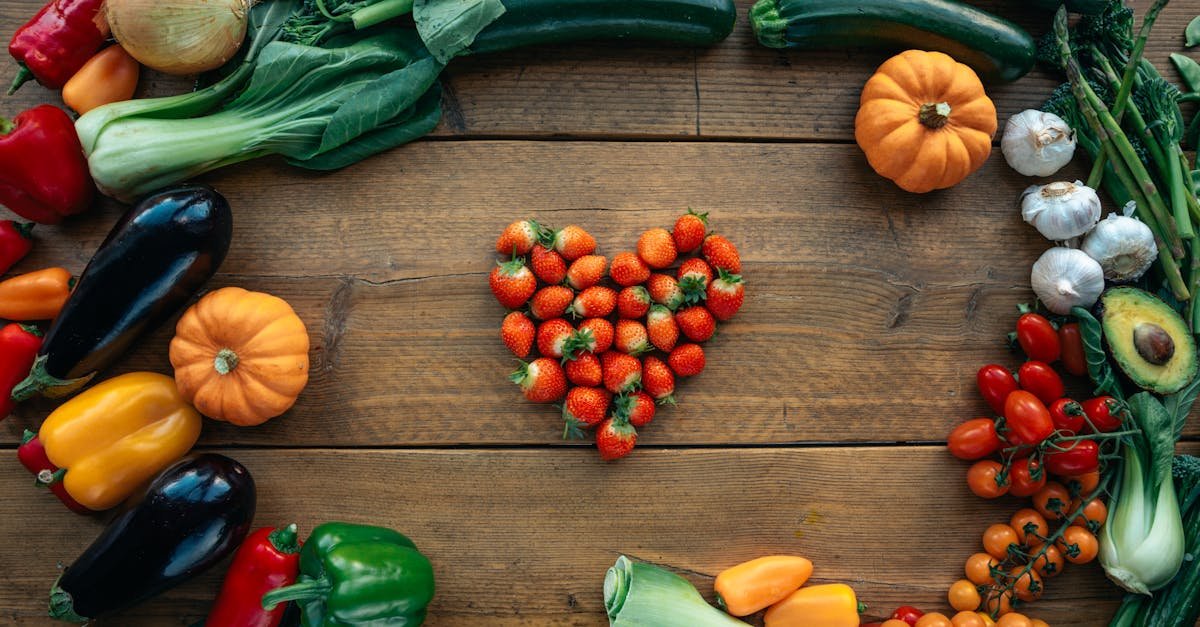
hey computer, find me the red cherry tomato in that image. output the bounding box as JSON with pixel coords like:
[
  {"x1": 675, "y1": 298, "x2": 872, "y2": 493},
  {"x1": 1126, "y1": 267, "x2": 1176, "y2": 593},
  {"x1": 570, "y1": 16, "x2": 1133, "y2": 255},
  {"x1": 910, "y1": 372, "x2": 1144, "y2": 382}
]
[
  {"x1": 1005, "y1": 391, "x2": 1055, "y2": 444},
  {"x1": 1046, "y1": 439, "x2": 1100, "y2": 475},
  {"x1": 1017, "y1": 361, "x2": 1064, "y2": 406},
  {"x1": 1017, "y1": 312, "x2": 1061, "y2": 363},
  {"x1": 891, "y1": 606, "x2": 926, "y2": 625},
  {"x1": 1049, "y1": 398, "x2": 1085, "y2": 434},
  {"x1": 948, "y1": 418, "x2": 1002, "y2": 460},
  {"x1": 978, "y1": 365, "x2": 1019, "y2": 415},
  {"x1": 1081, "y1": 396, "x2": 1128, "y2": 433},
  {"x1": 1009, "y1": 457, "x2": 1047, "y2": 497},
  {"x1": 1058, "y1": 322, "x2": 1088, "y2": 376}
]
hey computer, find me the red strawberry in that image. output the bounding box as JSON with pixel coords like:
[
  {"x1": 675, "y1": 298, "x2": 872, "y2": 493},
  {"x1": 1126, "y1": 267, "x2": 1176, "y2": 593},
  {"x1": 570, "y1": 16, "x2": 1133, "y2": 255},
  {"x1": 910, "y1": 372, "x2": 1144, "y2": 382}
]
[
  {"x1": 668, "y1": 343, "x2": 705, "y2": 377},
  {"x1": 617, "y1": 286, "x2": 652, "y2": 319},
  {"x1": 673, "y1": 209, "x2": 708, "y2": 253},
  {"x1": 571, "y1": 318, "x2": 614, "y2": 354},
  {"x1": 510, "y1": 358, "x2": 567, "y2": 402},
  {"x1": 570, "y1": 286, "x2": 617, "y2": 318},
  {"x1": 702, "y1": 234, "x2": 741, "y2": 273},
  {"x1": 637, "y1": 227, "x2": 677, "y2": 269},
  {"x1": 562, "y1": 386, "x2": 611, "y2": 438},
  {"x1": 495, "y1": 219, "x2": 544, "y2": 256},
  {"x1": 566, "y1": 255, "x2": 608, "y2": 290},
  {"x1": 566, "y1": 352, "x2": 603, "y2": 387},
  {"x1": 530, "y1": 244, "x2": 567, "y2": 285},
  {"x1": 642, "y1": 356, "x2": 676, "y2": 403},
  {"x1": 595, "y1": 416, "x2": 637, "y2": 461},
  {"x1": 676, "y1": 306, "x2": 715, "y2": 342},
  {"x1": 601, "y1": 351, "x2": 642, "y2": 393},
  {"x1": 616, "y1": 391, "x2": 656, "y2": 428},
  {"x1": 500, "y1": 311, "x2": 535, "y2": 358},
  {"x1": 677, "y1": 258, "x2": 713, "y2": 305},
  {"x1": 610, "y1": 252, "x2": 651, "y2": 287},
  {"x1": 646, "y1": 305, "x2": 679, "y2": 352},
  {"x1": 490, "y1": 258, "x2": 537, "y2": 309},
  {"x1": 706, "y1": 269, "x2": 744, "y2": 321},
  {"x1": 553, "y1": 225, "x2": 596, "y2": 261},
  {"x1": 536, "y1": 318, "x2": 575, "y2": 359},
  {"x1": 529, "y1": 285, "x2": 575, "y2": 320},
  {"x1": 646, "y1": 274, "x2": 684, "y2": 310},
  {"x1": 615, "y1": 319, "x2": 652, "y2": 355}
]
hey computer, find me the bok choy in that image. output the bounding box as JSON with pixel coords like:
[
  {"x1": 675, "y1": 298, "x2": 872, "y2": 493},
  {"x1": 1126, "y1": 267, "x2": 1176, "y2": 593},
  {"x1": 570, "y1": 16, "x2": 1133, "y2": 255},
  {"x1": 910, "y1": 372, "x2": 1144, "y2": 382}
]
[{"x1": 604, "y1": 556, "x2": 747, "y2": 626}]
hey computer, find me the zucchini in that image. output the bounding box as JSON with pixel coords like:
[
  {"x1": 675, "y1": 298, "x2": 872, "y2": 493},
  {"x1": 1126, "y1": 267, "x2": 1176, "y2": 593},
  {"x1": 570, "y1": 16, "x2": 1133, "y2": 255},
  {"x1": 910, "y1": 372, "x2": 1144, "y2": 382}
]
[
  {"x1": 466, "y1": 0, "x2": 737, "y2": 55},
  {"x1": 749, "y1": 0, "x2": 1036, "y2": 83}
]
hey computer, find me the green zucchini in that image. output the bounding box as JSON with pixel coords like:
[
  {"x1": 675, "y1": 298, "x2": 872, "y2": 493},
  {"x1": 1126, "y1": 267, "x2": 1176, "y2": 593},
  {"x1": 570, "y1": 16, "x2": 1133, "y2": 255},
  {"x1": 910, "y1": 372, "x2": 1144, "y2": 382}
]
[
  {"x1": 466, "y1": 0, "x2": 737, "y2": 55},
  {"x1": 749, "y1": 0, "x2": 1036, "y2": 83}
]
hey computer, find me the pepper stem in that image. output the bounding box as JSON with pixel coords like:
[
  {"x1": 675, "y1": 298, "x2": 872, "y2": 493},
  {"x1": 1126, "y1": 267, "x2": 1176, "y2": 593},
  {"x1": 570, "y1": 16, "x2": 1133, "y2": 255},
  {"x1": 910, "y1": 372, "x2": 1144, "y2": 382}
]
[
  {"x1": 269, "y1": 523, "x2": 301, "y2": 555},
  {"x1": 21, "y1": 429, "x2": 36, "y2": 445},
  {"x1": 14, "y1": 222, "x2": 34, "y2": 238},
  {"x1": 261, "y1": 577, "x2": 332, "y2": 610},
  {"x1": 0, "y1": 115, "x2": 13, "y2": 135},
  {"x1": 918, "y1": 102, "x2": 952, "y2": 129},
  {"x1": 5, "y1": 64, "x2": 31, "y2": 96},
  {"x1": 214, "y1": 348, "x2": 240, "y2": 375},
  {"x1": 18, "y1": 324, "x2": 42, "y2": 337}
]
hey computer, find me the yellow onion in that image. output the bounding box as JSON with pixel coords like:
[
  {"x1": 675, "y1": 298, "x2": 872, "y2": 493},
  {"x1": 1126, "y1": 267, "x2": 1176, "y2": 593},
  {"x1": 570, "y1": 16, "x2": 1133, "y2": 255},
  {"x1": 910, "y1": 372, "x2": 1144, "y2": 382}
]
[{"x1": 106, "y1": 0, "x2": 250, "y2": 75}]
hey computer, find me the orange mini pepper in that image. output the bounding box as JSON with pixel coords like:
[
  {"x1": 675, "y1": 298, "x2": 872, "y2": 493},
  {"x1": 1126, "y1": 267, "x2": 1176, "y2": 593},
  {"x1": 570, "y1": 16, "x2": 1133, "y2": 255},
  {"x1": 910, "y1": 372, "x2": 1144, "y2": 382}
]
[
  {"x1": 62, "y1": 45, "x2": 139, "y2": 114},
  {"x1": 39, "y1": 371, "x2": 201, "y2": 511},
  {"x1": 0, "y1": 266, "x2": 72, "y2": 320},
  {"x1": 764, "y1": 583, "x2": 861, "y2": 627},
  {"x1": 715, "y1": 556, "x2": 813, "y2": 616}
]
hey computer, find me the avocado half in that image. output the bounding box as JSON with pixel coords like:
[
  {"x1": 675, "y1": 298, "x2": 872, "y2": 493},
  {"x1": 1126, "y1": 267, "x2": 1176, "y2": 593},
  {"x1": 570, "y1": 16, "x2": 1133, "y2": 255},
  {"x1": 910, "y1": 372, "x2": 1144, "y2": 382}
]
[{"x1": 1097, "y1": 287, "x2": 1198, "y2": 394}]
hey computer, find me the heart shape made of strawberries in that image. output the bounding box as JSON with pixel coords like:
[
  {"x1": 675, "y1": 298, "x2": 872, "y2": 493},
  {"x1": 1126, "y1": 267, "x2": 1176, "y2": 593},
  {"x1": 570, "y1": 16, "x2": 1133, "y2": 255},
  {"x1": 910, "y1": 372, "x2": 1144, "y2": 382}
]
[{"x1": 489, "y1": 210, "x2": 745, "y2": 461}]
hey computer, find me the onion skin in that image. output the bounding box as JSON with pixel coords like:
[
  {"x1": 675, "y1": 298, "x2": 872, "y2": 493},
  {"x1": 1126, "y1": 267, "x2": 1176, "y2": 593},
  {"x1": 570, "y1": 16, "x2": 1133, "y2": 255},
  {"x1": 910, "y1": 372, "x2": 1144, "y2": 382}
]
[{"x1": 106, "y1": 0, "x2": 249, "y2": 75}]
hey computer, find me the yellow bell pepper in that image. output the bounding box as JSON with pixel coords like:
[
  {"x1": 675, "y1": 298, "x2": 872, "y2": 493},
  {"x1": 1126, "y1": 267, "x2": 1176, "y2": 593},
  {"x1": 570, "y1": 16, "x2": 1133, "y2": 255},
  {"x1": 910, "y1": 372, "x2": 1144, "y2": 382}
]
[
  {"x1": 40, "y1": 372, "x2": 201, "y2": 511},
  {"x1": 764, "y1": 583, "x2": 860, "y2": 627}
]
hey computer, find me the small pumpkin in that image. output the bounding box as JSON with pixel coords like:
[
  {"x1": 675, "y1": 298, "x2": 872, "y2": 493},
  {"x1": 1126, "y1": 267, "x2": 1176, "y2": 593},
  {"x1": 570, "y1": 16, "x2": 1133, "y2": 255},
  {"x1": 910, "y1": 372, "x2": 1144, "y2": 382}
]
[
  {"x1": 854, "y1": 49, "x2": 998, "y2": 193},
  {"x1": 169, "y1": 287, "x2": 309, "y2": 426}
]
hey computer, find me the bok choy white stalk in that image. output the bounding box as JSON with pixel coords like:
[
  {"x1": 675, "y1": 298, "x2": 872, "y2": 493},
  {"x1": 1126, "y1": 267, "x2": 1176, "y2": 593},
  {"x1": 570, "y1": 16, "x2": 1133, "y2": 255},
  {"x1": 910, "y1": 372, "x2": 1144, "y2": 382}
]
[{"x1": 604, "y1": 556, "x2": 747, "y2": 626}]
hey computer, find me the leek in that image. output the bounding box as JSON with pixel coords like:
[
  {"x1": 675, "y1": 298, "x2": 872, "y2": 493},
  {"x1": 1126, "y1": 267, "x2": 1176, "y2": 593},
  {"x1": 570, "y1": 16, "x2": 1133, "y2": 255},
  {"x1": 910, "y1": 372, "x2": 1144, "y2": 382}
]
[{"x1": 604, "y1": 556, "x2": 748, "y2": 626}]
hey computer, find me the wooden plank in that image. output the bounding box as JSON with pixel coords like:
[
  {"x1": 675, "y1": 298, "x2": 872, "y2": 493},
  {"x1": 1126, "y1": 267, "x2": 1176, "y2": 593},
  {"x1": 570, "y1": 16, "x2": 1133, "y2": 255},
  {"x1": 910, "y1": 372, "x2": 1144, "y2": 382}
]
[{"x1": 5, "y1": 445, "x2": 1188, "y2": 626}]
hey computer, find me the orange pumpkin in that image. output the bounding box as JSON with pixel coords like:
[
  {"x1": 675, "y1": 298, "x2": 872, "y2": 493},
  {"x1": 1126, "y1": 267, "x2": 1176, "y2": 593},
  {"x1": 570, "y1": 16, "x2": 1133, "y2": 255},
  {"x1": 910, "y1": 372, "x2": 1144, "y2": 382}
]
[
  {"x1": 169, "y1": 287, "x2": 310, "y2": 426},
  {"x1": 854, "y1": 49, "x2": 997, "y2": 193}
]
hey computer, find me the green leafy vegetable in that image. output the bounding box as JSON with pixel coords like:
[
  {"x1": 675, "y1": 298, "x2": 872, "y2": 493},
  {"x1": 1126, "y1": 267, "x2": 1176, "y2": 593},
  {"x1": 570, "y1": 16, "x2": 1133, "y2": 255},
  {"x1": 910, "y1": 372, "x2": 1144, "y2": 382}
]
[
  {"x1": 1187, "y1": 16, "x2": 1200, "y2": 47},
  {"x1": 1170, "y1": 52, "x2": 1200, "y2": 92},
  {"x1": 1072, "y1": 306, "x2": 1126, "y2": 400},
  {"x1": 414, "y1": 0, "x2": 507, "y2": 63}
]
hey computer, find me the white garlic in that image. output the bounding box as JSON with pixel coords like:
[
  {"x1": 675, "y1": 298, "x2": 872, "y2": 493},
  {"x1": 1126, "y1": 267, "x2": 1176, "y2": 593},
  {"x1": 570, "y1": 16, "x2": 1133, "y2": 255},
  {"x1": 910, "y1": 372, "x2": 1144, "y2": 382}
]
[
  {"x1": 1002, "y1": 109, "x2": 1077, "y2": 176},
  {"x1": 1082, "y1": 211, "x2": 1158, "y2": 282},
  {"x1": 1032, "y1": 247, "x2": 1106, "y2": 315},
  {"x1": 1021, "y1": 180, "x2": 1102, "y2": 241}
]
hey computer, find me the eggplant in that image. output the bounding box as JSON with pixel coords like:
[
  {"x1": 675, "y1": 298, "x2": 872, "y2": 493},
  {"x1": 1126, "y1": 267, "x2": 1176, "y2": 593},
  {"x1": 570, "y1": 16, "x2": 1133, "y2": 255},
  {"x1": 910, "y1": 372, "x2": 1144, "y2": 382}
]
[
  {"x1": 49, "y1": 454, "x2": 256, "y2": 622},
  {"x1": 11, "y1": 185, "x2": 232, "y2": 400}
]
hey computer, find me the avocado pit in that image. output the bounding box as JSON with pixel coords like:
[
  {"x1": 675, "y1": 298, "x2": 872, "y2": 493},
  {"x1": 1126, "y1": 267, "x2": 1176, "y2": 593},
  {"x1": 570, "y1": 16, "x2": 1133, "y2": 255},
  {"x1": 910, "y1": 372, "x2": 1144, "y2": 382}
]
[{"x1": 1133, "y1": 322, "x2": 1174, "y2": 365}]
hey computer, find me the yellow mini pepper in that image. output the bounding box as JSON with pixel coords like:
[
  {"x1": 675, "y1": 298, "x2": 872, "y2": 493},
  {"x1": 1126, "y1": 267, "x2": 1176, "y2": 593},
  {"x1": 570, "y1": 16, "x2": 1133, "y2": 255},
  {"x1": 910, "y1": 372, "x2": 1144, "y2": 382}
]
[
  {"x1": 40, "y1": 371, "x2": 201, "y2": 511},
  {"x1": 764, "y1": 583, "x2": 861, "y2": 627},
  {"x1": 715, "y1": 555, "x2": 813, "y2": 616}
]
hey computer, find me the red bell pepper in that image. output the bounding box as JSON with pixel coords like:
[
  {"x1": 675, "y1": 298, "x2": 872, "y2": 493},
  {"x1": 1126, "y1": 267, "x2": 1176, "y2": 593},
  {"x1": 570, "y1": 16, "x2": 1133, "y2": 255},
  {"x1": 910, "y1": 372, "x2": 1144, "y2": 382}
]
[
  {"x1": 0, "y1": 322, "x2": 41, "y2": 418},
  {"x1": 206, "y1": 524, "x2": 302, "y2": 627},
  {"x1": 16, "y1": 430, "x2": 89, "y2": 514},
  {"x1": 0, "y1": 220, "x2": 34, "y2": 274},
  {"x1": 0, "y1": 105, "x2": 93, "y2": 224},
  {"x1": 8, "y1": 0, "x2": 107, "y2": 93}
]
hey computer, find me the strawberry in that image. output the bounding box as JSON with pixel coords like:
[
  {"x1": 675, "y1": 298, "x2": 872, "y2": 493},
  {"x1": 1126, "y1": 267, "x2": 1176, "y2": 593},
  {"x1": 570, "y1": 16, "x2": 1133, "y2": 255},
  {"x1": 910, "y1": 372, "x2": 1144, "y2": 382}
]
[
  {"x1": 601, "y1": 350, "x2": 642, "y2": 393},
  {"x1": 510, "y1": 358, "x2": 567, "y2": 402},
  {"x1": 500, "y1": 311, "x2": 535, "y2": 358},
  {"x1": 569, "y1": 285, "x2": 617, "y2": 318},
  {"x1": 702, "y1": 234, "x2": 741, "y2": 273},
  {"x1": 637, "y1": 227, "x2": 677, "y2": 270},
  {"x1": 595, "y1": 416, "x2": 637, "y2": 461},
  {"x1": 530, "y1": 244, "x2": 567, "y2": 285},
  {"x1": 641, "y1": 356, "x2": 676, "y2": 403},
  {"x1": 673, "y1": 209, "x2": 708, "y2": 253},
  {"x1": 566, "y1": 351, "x2": 603, "y2": 387},
  {"x1": 562, "y1": 386, "x2": 611, "y2": 438},
  {"x1": 616, "y1": 286, "x2": 652, "y2": 319},
  {"x1": 571, "y1": 318, "x2": 614, "y2": 354},
  {"x1": 495, "y1": 219, "x2": 544, "y2": 256},
  {"x1": 646, "y1": 274, "x2": 684, "y2": 311},
  {"x1": 646, "y1": 305, "x2": 679, "y2": 352},
  {"x1": 706, "y1": 269, "x2": 744, "y2": 321},
  {"x1": 553, "y1": 225, "x2": 596, "y2": 261},
  {"x1": 566, "y1": 254, "x2": 608, "y2": 290},
  {"x1": 536, "y1": 318, "x2": 575, "y2": 359},
  {"x1": 490, "y1": 258, "x2": 537, "y2": 309},
  {"x1": 668, "y1": 343, "x2": 705, "y2": 377},
  {"x1": 615, "y1": 391, "x2": 656, "y2": 428},
  {"x1": 610, "y1": 251, "x2": 651, "y2": 287},
  {"x1": 676, "y1": 306, "x2": 715, "y2": 342},
  {"x1": 677, "y1": 258, "x2": 713, "y2": 305},
  {"x1": 529, "y1": 285, "x2": 575, "y2": 320},
  {"x1": 615, "y1": 319, "x2": 652, "y2": 355}
]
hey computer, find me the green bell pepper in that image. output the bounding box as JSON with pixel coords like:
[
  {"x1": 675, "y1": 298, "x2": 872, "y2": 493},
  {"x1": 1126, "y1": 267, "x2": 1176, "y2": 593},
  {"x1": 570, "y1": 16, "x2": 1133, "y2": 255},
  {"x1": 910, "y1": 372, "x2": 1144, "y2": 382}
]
[{"x1": 262, "y1": 522, "x2": 435, "y2": 626}]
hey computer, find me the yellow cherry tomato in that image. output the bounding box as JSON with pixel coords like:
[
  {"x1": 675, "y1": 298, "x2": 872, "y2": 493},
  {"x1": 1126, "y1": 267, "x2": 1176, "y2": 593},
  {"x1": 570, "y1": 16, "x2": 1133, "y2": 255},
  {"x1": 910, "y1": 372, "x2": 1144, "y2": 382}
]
[
  {"x1": 1071, "y1": 498, "x2": 1107, "y2": 532},
  {"x1": 1009, "y1": 508, "x2": 1049, "y2": 546},
  {"x1": 949, "y1": 579, "x2": 982, "y2": 612},
  {"x1": 952, "y1": 611, "x2": 987, "y2": 627},
  {"x1": 1032, "y1": 544, "x2": 1066, "y2": 578},
  {"x1": 983, "y1": 524, "x2": 1021, "y2": 560},
  {"x1": 1008, "y1": 566, "x2": 1044, "y2": 602},
  {"x1": 996, "y1": 614, "x2": 1032, "y2": 627},
  {"x1": 984, "y1": 588, "x2": 1014, "y2": 616},
  {"x1": 915, "y1": 613, "x2": 954, "y2": 627},
  {"x1": 977, "y1": 612, "x2": 997, "y2": 627},
  {"x1": 882, "y1": 621, "x2": 911, "y2": 627},
  {"x1": 1030, "y1": 620, "x2": 1050, "y2": 627},
  {"x1": 1057, "y1": 526, "x2": 1099, "y2": 564},
  {"x1": 966, "y1": 552, "x2": 999, "y2": 585}
]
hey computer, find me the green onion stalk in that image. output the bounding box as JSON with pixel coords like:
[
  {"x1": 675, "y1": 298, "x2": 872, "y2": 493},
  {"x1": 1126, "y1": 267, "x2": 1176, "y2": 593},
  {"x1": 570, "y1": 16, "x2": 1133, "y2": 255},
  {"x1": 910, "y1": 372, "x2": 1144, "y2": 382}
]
[{"x1": 604, "y1": 556, "x2": 748, "y2": 626}]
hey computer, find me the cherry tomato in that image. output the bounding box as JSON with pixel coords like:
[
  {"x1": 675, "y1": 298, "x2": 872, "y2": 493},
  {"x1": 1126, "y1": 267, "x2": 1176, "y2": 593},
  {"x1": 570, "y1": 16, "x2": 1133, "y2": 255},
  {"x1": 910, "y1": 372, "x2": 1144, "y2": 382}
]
[
  {"x1": 983, "y1": 524, "x2": 1021, "y2": 561},
  {"x1": 1009, "y1": 508, "x2": 1049, "y2": 546},
  {"x1": 968, "y1": 460, "x2": 1010, "y2": 499},
  {"x1": 1008, "y1": 567, "x2": 1043, "y2": 602},
  {"x1": 891, "y1": 606, "x2": 926, "y2": 625},
  {"x1": 978, "y1": 365, "x2": 1019, "y2": 415},
  {"x1": 1033, "y1": 482, "x2": 1072, "y2": 521},
  {"x1": 1058, "y1": 322, "x2": 1087, "y2": 376},
  {"x1": 1062, "y1": 470, "x2": 1100, "y2": 498},
  {"x1": 1032, "y1": 544, "x2": 1066, "y2": 578},
  {"x1": 965, "y1": 552, "x2": 999, "y2": 586},
  {"x1": 1057, "y1": 526, "x2": 1099, "y2": 564},
  {"x1": 977, "y1": 612, "x2": 997, "y2": 627},
  {"x1": 1017, "y1": 313, "x2": 1060, "y2": 363},
  {"x1": 1017, "y1": 361, "x2": 1064, "y2": 406},
  {"x1": 1081, "y1": 396, "x2": 1128, "y2": 433},
  {"x1": 984, "y1": 588, "x2": 1014, "y2": 616},
  {"x1": 916, "y1": 614, "x2": 954, "y2": 627},
  {"x1": 949, "y1": 418, "x2": 1003, "y2": 460},
  {"x1": 1048, "y1": 398, "x2": 1085, "y2": 434},
  {"x1": 949, "y1": 579, "x2": 982, "y2": 612},
  {"x1": 881, "y1": 621, "x2": 910, "y2": 627},
  {"x1": 952, "y1": 611, "x2": 987, "y2": 627},
  {"x1": 1008, "y1": 458, "x2": 1047, "y2": 498},
  {"x1": 1071, "y1": 498, "x2": 1108, "y2": 533},
  {"x1": 1045, "y1": 439, "x2": 1099, "y2": 476},
  {"x1": 996, "y1": 614, "x2": 1033, "y2": 627},
  {"x1": 1031, "y1": 619, "x2": 1050, "y2": 627},
  {"x1": 1005, "y1": 391, "x2": 1055, "y2": 444}
]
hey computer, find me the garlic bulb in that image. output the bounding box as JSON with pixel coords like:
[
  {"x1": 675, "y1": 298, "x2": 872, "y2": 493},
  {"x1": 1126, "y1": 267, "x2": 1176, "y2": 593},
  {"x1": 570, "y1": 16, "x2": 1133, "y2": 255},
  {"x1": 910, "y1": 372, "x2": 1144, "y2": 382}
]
[
  {"x1": 1082, "y1": 212, "x2": 1158, "y2": 282},
  {"x1": 1021, "y1": 181, "x2": 1102, "y2": 241},
  {"x1": 1002, "y1": 109, "x2": 1077, "y2": 176},
  {"x1": 107, "y1": 0, "x2": 250, "y2": 75},
  {"x1": 1032, "y1": 247, "x2": 1106, "y2": 315}
]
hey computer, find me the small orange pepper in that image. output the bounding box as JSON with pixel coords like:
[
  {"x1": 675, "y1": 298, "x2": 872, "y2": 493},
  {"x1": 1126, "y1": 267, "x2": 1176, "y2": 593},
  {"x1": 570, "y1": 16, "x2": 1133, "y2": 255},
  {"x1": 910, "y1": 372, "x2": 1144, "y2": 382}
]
[
  {"x1": 62, "y1": 45, "x2": 139, "y2": 114},
  {"x1": 0, "y1": 267, "x2": 72, "y2": 320},
  {"x1": 714, "y1": 556, "x2": 813, "y2": 616},
  {"x1": 764, "y1": 583, "x2": 860, "y2": 627}
]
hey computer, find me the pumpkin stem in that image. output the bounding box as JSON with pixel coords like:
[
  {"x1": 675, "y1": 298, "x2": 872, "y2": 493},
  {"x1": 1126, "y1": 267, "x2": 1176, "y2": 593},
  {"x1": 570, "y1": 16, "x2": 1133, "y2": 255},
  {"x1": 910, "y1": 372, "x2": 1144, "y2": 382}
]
[
  {"x1": 214, "y1": 348, "x2": 240, "y2": 375},
  {"x1": 918, "y1": 102, "x2": 952, "y2": 129}
]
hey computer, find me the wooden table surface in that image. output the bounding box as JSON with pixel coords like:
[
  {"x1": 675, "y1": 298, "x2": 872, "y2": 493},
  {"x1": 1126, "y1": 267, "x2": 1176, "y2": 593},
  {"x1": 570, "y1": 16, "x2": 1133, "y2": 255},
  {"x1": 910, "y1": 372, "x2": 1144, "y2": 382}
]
[{"x1": 2, "y1": 0, "x2": 1200, "y2": 624}]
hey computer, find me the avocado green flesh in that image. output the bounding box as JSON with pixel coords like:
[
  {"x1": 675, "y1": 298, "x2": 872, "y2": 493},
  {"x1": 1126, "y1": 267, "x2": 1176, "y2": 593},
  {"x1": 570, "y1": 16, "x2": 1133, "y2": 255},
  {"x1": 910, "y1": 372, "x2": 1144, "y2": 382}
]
[{"x1": 1100, "y1": 287, "x2": 1198, "y2": 394}]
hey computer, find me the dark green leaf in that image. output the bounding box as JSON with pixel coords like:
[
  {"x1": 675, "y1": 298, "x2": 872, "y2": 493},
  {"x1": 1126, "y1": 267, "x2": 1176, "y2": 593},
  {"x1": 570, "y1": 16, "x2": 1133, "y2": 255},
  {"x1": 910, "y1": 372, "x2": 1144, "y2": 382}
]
[
  {"x1": 414, "y1": 0, "x2": 506, "y2": 63},
  {"x1": 1072, "y1": 307, "x2": 1126, "y2": 400},
  {"x1": 1165, "y1": 360, "x2": 1200, "y2": 440},
  {"x1": 290, "y1": 83, "x2": 442, "y2": 170},
  {"x1": 1128, "y1": 392, "x2": 1176, "y2": 493},
  {"x1": 1170, "y1": 53, "x2": 1200, "y2": 92},
  {"x1": 1187, "y1": 16, "x2": 1200, "y2": 47}
]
